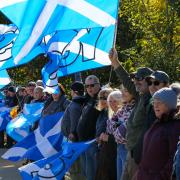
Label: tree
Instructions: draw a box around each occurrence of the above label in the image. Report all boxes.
[117,0,180,82]
[0,1,179,87]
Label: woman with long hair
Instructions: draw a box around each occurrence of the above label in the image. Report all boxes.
[95,89,123,180]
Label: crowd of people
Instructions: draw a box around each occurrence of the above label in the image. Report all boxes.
[0,48,179,180]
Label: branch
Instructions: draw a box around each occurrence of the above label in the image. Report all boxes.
[141,0,166,49]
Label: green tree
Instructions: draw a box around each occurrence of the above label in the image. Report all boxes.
[0,1,179,87]
[117,0,180,82]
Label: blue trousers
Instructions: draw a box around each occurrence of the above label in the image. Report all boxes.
[117,144,127,180]
[80,143,97,180]
[176,144,180,180]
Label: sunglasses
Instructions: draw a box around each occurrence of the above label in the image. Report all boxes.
[98,97,107,100]
[85,83,98,88]
[147,80,160,86]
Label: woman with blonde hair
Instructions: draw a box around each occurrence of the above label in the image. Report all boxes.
[96,88,113,139]
[95,89,123,180]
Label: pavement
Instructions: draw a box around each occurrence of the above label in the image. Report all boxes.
[0,149,23,180]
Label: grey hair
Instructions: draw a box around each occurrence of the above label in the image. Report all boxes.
[85,75,100,84]
[96,88,113,111]
[34,86,44,92]
[107,90,123,118]
[107,90,123,104]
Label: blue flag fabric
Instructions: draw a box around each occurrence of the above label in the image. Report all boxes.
[0,23,44,70]
[23,103,44,116]
[0,24,18,63]
[0,94,5,101]
[42,26,116,93]
[6,103,44,142]
[0,0,117,69]
[2,112,64,162]
[19,140,95,180]
[0,70,11,89]
[0,105,11,132]
[41,53,60,94]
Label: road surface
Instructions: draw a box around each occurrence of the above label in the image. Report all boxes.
[0,149,23,180]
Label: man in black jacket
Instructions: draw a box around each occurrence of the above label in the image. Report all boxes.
[77,75,101,180]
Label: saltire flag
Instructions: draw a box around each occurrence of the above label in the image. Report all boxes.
[42,25,115,93]
[19,140,95,180]
[0,0,117,69]
[0,24,18,66]
[2,112,64,162]
[0,106,11,131]
[0,70,11,89]
[41,53,60,94]
[0,23,44,70]
[0,92,5,100]
[6,103,44,142]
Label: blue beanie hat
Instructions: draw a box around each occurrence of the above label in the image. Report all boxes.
[153,86,179,110]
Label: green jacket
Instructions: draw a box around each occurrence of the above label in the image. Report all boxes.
[114,65,151,151]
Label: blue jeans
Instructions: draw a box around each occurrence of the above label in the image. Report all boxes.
[117,144,127,180]
[176,144,180,180]
[80,143,97,180]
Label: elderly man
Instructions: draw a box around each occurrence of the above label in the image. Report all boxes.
[77,75,101,180]
[109,48,153,180]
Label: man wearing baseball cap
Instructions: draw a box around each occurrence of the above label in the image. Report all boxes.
[146,70,169,95]
[133,70,170,165]
[109,48,153,180]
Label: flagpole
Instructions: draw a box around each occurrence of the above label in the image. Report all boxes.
[113,0,120,47]
[108,0,120,85]
[74,72,82,82]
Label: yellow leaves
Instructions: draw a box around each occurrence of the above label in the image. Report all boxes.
[145,0,166,10]
[10,106,18,119]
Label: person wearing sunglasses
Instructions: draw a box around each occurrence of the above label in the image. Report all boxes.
[109,48,153,180]
[96,89,123,180]
[132,70,170,166]
[146,70,169,96]
[95,88,115,180]
[77,75,101,180]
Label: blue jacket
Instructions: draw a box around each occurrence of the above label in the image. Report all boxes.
[96,109,108,137]
[61,96,85,140]
[42,94,70,117]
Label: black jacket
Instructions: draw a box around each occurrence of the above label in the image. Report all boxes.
[77,94,100,141]
[42,94,70,117]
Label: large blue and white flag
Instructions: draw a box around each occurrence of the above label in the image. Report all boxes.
[0,23,44,70]
[0,24,18,60]
[2,112,64,162]
[0,0,118,69]
[41,53,60,94]
[42,26,116,93]
[19,140,95,180]
[6,103,44,142]
[0,69,11,89]
[0,106,11,132]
